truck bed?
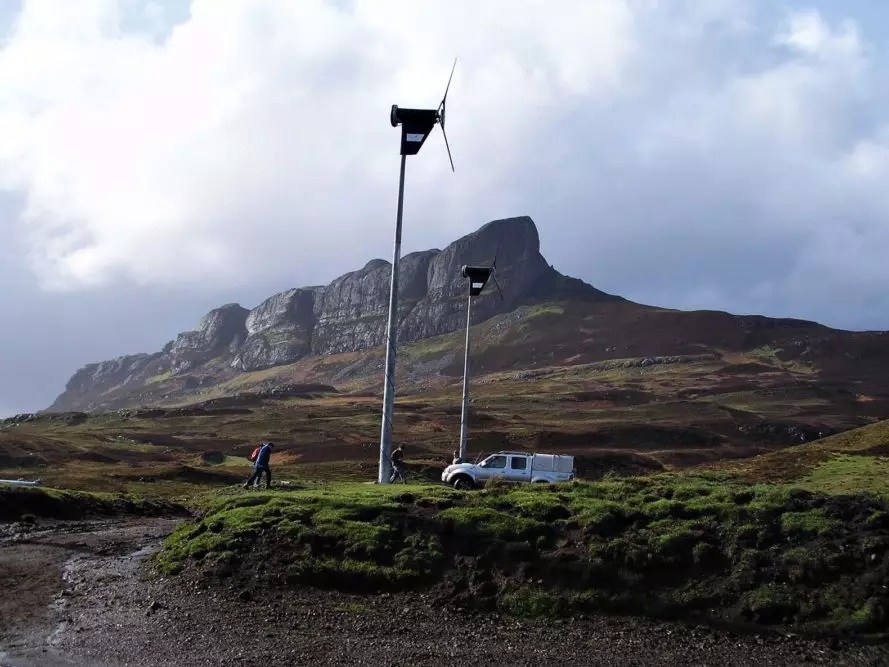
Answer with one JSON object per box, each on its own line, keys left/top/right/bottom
{"left": 531, "top": 454, "right": 574, "bottom": 473}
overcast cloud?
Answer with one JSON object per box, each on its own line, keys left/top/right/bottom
{"left": 1, "top": 0, "right": 889, "bottom": 416}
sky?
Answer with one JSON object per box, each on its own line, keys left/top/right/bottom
{"left": 2, "top": 0, "right": 889, "bottom": 416}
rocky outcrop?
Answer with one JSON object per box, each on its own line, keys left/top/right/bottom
{"left": 232, "top": 289, "right": 318, "bottom": 371}
{"left": 170, "top": 304, "right": 249, "bottom": 375}
{"left": 48, "top": 216, "right": 617, "bottom": 412}
{"left": 310, "top": 217, "right": 612, "bottom": 354}
{"left": 310, "top": 260, "right": 397, "bottom": 355}
{"left": 309, "top": 250, "right": 445, "bottom": 355}
{"left": 400, "top": 216, "right": 559, "bottom": 340}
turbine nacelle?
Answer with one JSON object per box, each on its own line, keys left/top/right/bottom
{"left": 461, "top": 265, "right": 492, "bottom": 296}
{"left": 389, "top": 106, "right": 440, "bottom": 156}
{"left": 461, "top": 241, "right": 505, "bottom": 300}
{"left": 389, "top": 58, "right": 456, "bottom": 171}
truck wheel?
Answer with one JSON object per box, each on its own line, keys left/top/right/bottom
{"left": 453, "top": 476, "right": 474, "bottom": 491}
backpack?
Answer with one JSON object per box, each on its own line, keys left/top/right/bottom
{"left": 249, "top": 446, "right": 261, "bottom": 462}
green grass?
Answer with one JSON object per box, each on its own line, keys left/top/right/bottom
{"left": 438, "top": 506, "right": 547, "bottom": 541}
{"left": 798, "top": 454, "right": 889, "bottom": 499}
{"left": 402, "top": 331, "right": 461, "bottom": 359}
{"left": 744, "top": 345, "right": 815, "bottom": 374}
{"left": 145, "top": 370, "right": 172, "bottom": 385}
{"left": 522, "top": 303, "right": 566, "bottom": 318}
{"left": 724, "top": 419, "right": 889, "bottom": 491}
{"left": 780, "top": 509, "right": 839, "bottom": 536}
{"left": 153, "top": 474, "right": 889, "bottom": 635}
{"left": 748, "top": 345, "right": 784, "bottom": 364}
{"left": 155, "top": 483, "right": 455, "bottom": 583}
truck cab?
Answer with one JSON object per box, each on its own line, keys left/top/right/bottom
{"left": 441, "top": 451, "right": 574, "bottom": 490}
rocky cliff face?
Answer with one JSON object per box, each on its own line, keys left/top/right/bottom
{"left": 53, "top": 352, "right": 166, "bottom": 412}
{"left": 232, "top": 289, "right": 319, "bottom": 371}
{"left": 170, "top": 303, "right": 249, "bottom": 375}
{"left": 401, "top": 217, "right": 556, "bottom": 340}
{"left": 48, "top": 216, "right": 615, "bottom": 412}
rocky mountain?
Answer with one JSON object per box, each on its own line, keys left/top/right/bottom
{"left": 48, "top": 217, "right": 615, "bottom": 412}
{"left": 46, "top": 214, "right": 889, "bottom": 417}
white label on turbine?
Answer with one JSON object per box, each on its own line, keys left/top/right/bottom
{"left": 406, "top": 133, "right": 424, "bottom": 142}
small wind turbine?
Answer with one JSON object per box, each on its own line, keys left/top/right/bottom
{"left": 456, "top": 244, "right": 504, "bottom": 463}
{"left": 378, "top": 58, "right": 457, "bottom": 485}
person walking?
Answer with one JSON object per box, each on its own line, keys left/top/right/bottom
{"left": 246, "top": 443, "right": 262, "bottom": 488}
{"left": 389, "top": 445, "right": 406, "bottom": 484}
{"left": 244, "top": 441, "right": 274, "bottom": 489}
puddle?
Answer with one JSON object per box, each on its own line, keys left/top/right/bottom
{"left": 39, "top": 538, "right": 164, "bottom": 650}
{"left": 0, "top": 518, "right": 181, "bottom": 667}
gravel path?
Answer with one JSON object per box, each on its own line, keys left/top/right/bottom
{"left": 1, "top": 517, "right": 888, "bottom": 666}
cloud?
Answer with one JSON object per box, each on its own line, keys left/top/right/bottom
{"left": 511, "top": 4, "right": 889, "bottom": 328}
{"left": 0, "top": 1, "right": 888, "bottom": 330}
{"left": 0, "top": 0, "right": 637, "bottom": 290}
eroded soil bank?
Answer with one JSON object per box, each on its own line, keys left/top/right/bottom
{"left": 2, "top": 517, "right": 889, "bottom": 666}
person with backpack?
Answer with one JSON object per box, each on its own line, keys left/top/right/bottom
{"left": 389, "top": 445, "right": 406, "bottom": 484}
{"left": 246, "top": 444, "right": 262, "bottom": 488}
{"left": 244, "top": 442, "right": 274, "bottom": 489}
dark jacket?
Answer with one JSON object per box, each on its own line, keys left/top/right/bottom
{"left": 391, "top": 448, "right": 404, "bottom": 466}
{"left": 254, "top": 443, "right": 272, "bottom": 469}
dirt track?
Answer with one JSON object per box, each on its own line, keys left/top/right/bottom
{"left": 2, "top": 517, "right": 889, "bottom": 667}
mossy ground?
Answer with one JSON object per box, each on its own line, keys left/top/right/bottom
{"left": 154, "top": 473, "right": 889, "bottom": 637}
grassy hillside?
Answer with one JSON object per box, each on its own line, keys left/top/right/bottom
{"left": 149, "top": 424, "right": 889, "bottom": 636}
{"left": 721, "top": 418, "right": 889, "bottom": 499}
{"left": 49, "top": 298, "right": 889, "bottom": 418}
{"left": 30, "top": 296, "right": 889, "bottom": 509}
{"left": 153, "top": 475, "right": 889, "bottom": 637}
{"left": 6, "top": 349, "right": 888, "bottom": 500}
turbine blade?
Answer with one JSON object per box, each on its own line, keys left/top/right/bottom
{"left": 441, "top": 124, "right": 455, "bottom": 172}
{"left": 493, "top": 276, "right": 505, "bottom": 301}
{"left": 441, "top": 57, "right": 457, "bottom": 108}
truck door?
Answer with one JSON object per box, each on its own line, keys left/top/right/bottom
{"left": 507, "top": 455, "right": 531, "bottom": 483}
{"left": 476, "top": 454, "right": 508, "bottom": 483}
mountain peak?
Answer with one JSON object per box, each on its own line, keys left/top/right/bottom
{"left": 474, "top": 216, "right": 539, "bottom": 254}
{"left": 362, "top": 259, "right": 390, "bottom": 272}
{"left": 47, "top": 215, "right": 610, "bottom": 412}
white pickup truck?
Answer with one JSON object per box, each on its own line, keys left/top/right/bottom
{"left": 441, "top": 451, "right": 575, "bottom": 490}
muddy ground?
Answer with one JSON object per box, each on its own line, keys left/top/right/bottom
{"left": 1, "top": 517, "right": 889, "bottom": 667}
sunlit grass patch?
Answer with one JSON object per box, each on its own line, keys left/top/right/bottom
{"left": 798, "top": 454, "right": 889, "bottom": 499}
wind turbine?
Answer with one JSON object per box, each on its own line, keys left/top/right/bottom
{"left": 378, "top": 59, "right": 457, "bottom": 484}
{"left": 456, "top": 246, "right": 504, "bottom": 463}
